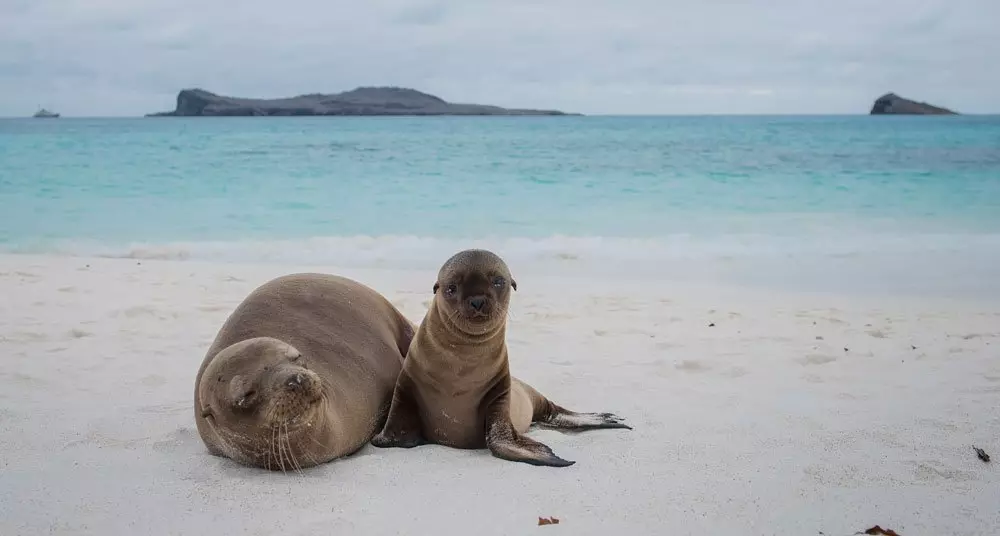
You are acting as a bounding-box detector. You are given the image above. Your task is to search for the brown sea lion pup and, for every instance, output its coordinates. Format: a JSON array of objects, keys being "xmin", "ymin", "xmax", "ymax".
[
  {"xmin": 194, "ymin": 273, "xmax": 415, "ymax": 471},
  {"xmin": 370, "ymin": 249, "xmax": 631, "ymax": 467}
]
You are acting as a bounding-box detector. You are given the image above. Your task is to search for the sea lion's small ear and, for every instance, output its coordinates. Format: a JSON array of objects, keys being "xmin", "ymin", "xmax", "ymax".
[
  {"xmin": 433, "ymin": 282, "xmax": 439, "ymax": 294},
  {"xmin": 511, "ymin": 279, "xmax": 517, "ymax": 291}
]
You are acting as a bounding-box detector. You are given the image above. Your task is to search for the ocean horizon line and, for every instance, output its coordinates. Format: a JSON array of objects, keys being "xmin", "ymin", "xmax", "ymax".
[{"xmin": 7, "ymin": 112, "xmax": 1000, "ymax": 120}]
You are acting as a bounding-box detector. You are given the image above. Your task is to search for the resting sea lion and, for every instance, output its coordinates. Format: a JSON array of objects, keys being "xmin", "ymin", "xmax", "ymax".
[
  {"xmin": 194, "ymin": 273, "xmax": 415, "ymax": 471},
  {"xmin": 371, "ymin": 249, "xmax": 631, "ymax": 467}
]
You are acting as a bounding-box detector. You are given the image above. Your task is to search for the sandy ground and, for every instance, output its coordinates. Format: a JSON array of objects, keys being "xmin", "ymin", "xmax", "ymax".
[{"xmin": 0, "ymin": 253, "xmax": 997, "ymax": 536}]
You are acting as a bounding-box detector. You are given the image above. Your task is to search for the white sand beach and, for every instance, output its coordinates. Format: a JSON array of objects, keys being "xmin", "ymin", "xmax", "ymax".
[{"xmin": 1, "ymin": 253, "xmax": 997, "ymax": 536}]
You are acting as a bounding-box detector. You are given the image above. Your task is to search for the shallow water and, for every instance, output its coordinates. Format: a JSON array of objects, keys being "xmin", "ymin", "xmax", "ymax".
[{"xmin": 2, "ymin": 115, "xmax": 999, "ymax": 296}]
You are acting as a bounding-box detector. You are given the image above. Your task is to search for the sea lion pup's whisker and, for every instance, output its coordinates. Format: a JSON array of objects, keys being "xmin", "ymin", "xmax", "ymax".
[
  {"xmin": 193, "ymin": 273, "xmax": 415, "ymax": 471},
  {"xmin": 371, "ymin": 248, "xmax": 631, "ymax": 468}
]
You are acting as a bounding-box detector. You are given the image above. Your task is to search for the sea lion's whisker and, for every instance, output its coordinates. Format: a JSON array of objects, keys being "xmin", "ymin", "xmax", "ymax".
[
  {"xmin": 269, "ymin": 426, "xmax": 278, "ymax": 472},
  {"xmin": 301, "ymin": 450, "xmax": 321, "ymax": 467},
  {"xmin": 283, "ymin": 423, "xmax": 304, "ymax": 474},
  {"xmin": 275, "ymin": 425, "xmax": 287, "ymax": 473},
  {"xmin": 263, "ymin": 442, "xmax": 274, "ymax": 471},
  {"xmin": 273, "ymin": 426, "xmax": 288, "ymax": 474},
  {"xmin": 279, "ymin": 427, "xmax": 292, "ymax": 474}
]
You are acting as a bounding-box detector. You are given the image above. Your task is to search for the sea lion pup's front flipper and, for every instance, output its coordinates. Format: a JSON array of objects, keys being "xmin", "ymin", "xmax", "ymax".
[
  {"xmin": 517, "ymin": 378, "xmax": 633, "ymax": 432},
  {"xmin": 370, "ymin": 371, "xmax": 426, "ymax": 449},
  {"xmin": 484, "ymin": 391, "xmax": 575, "ymax": 468}
]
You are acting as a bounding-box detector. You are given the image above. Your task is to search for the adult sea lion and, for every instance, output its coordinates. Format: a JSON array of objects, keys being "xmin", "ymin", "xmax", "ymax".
[
  {"xmin": 371, "ymin": 249, "xmax": 630, "ymax": 467},
  {"xmin": 194, "ymin": 273, "xmax": 415, "ymax": 471}
]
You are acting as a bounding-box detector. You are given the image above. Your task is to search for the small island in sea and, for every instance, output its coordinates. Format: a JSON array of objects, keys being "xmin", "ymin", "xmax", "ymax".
[
  {"xmin": 870, "ymin": 92, "xmax": 958, "ymax": 115},
  {"xmin": 146, "ymin": 87, "xmax": 576, "ymax": 117}
]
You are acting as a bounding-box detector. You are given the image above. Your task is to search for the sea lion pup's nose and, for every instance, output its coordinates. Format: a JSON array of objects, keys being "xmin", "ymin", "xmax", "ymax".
[{"xmin": 468, "ymin": 296, "xmax": 486, "ymax": 311}]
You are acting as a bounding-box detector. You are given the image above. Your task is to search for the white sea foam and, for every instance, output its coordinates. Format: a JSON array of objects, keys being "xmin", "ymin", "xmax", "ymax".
[{"xmin": 7, "ymin": 231, "xmax": 1000, "ymax": 299}]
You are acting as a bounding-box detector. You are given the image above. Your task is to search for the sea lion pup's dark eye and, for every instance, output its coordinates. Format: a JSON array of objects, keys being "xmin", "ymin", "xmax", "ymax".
[
  {"xmin": 492, "ymin": 276, "xmax": 506, "ymax": 288},
  {"xmin": 446, "ymin": 284, "xmax": 457, "ymax": 294}
]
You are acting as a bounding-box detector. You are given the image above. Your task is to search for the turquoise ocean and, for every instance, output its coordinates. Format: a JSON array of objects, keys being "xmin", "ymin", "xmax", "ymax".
[{"xmin": 2, "ymin": 115, "xmax": 999, "ymax": 297}]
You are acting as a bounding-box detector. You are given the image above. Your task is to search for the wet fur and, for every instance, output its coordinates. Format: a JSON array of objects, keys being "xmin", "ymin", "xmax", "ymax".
[
  {"xmin": 371, "ymin": 249, "xmax": 630, "ymax": 467},
  {"xmin": 194, "ymin": 273, "xmax": 415, "ymax": 471}
]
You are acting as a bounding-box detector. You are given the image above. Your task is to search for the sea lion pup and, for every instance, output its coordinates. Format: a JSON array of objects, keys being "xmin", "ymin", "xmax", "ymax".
[
  {"xmin": 371, "ymin": 249, "xmax": 631, "ymax": 467},
  {"xmin": 194, "ymin": 273, "xmax": 415, "ymax": 471}
]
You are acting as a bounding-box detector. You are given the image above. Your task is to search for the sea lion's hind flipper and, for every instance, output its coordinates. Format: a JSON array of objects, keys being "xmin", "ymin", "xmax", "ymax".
[
  {"xmin": 537, "ymin": 408, "xmax": 633, "ymax": 431},
  {"xmin": 516, "ymin": 378, "xmax": 632, "ymax": 431},
  {"xmin": 370, "ymin": 373, "xmax": 425, "ymax": 449}
]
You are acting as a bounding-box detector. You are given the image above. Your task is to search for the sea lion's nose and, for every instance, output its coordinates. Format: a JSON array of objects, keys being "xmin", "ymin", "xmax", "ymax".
[
  {"xmin": 285, "ymin": 373, "xmax": 305, "ymax": 391},
  {"xmin": 468, "ymin": 296, "xmax": 486, "ymax": 311}
]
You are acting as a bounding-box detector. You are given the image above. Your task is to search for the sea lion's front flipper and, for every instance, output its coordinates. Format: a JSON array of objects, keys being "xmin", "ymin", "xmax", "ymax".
[
  {"xmin": 485, "ymin": 396, "xmax": 574, "ymax": 468},
  {"xmin": 371, "ymin": 372, "xmax": 425, "ymax": 449}
]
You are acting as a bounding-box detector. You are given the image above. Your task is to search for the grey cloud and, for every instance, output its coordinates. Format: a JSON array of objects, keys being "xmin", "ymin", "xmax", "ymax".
[
  {"xmin": 0, "ymin": 0, "xmax": 997, "ymax": 116},
  {"xmin": 391, "ymin": 3, "xmax": 450, "ymax": 25}
]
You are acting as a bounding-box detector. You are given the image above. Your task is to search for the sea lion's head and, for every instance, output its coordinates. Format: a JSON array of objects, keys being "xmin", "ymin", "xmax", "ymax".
[
  {"xmin": 432, "ymin": 248, "xmax": 517, "ymax": 335},
  {"xmin": 197, "ymin": 337, "xmax": 328, "ymax": 471}
]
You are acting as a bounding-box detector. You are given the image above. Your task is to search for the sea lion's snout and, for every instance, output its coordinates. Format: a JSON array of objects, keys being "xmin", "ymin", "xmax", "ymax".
[
  {"xmin": 276, "ymin": 368, "xmax": 322, "ymax": 402},
  {"xmin": 463, "ymin": 293, "xmax": 495, "ymax": 321},
  {"xmin": 285, "ymin": 372, "xmax": 306, "ymax": 391},
  {"xmin": 467, "ymin": 295, "xmax": 487, "ymax": 312}
]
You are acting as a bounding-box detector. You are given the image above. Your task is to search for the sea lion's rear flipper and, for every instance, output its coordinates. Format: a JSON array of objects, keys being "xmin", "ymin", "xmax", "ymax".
[
  {"xmin": 370, "ymin": 372, "xmax": 426, "ymax": 449},
  {"xmin": 485, "ymin": 397, "xmax": 575, "ymax": 468},
  {"xmin": 515, "ymin": 378, "xmax": 633, "ymax": 432},
  {"xmin": 538, "ymin": 408, "xmax": 633, "ymax": 431}
]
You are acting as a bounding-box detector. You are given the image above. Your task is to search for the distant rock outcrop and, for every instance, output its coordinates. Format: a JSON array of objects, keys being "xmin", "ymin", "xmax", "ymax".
[
  {"xmin": 869, "ymin": 93, "xmax": 958, "ymax": 115},
  {"xmin": 146, "ymin": 87, "xmax": 575, "ymax": 117}
]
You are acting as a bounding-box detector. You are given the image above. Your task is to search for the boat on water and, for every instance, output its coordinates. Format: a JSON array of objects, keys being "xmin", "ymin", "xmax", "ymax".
[{"xmin": 33, "ymin": 107, "xmax": 60, "ymax": 118}]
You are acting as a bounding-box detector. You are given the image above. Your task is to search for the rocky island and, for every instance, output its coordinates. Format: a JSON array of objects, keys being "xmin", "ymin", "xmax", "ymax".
[
  {"xmin": 870, "ymin": 93, "xmax": 958, "ymax": 115},
  {"xmin": 146, "ymin": 87, "xmax": 575, "ymax": 117}
]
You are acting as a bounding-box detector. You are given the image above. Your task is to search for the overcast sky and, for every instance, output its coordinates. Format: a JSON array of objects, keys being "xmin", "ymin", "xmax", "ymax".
[{"xmin": 1, "ymin": 0, "xmax": 998, "ymax": 116}]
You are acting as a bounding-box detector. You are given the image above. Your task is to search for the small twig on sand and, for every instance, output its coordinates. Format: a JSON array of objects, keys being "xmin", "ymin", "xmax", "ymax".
[
  {"xmin": 973, "ymin": 446, "xmax": 990, "ymax": 463},
  {"xmin": 859, "ymin": 525, "xmax": 901, "ymax": 536}
]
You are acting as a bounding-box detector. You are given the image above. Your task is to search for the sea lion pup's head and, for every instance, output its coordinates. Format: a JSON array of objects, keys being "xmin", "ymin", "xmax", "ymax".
[
  {"xmin": 432, "ymin": 249, "xmax": 517, "ymax": 335},
  {"xmin": 197, "ymin": 337, "xmax": 328, "ymax": 471}
]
